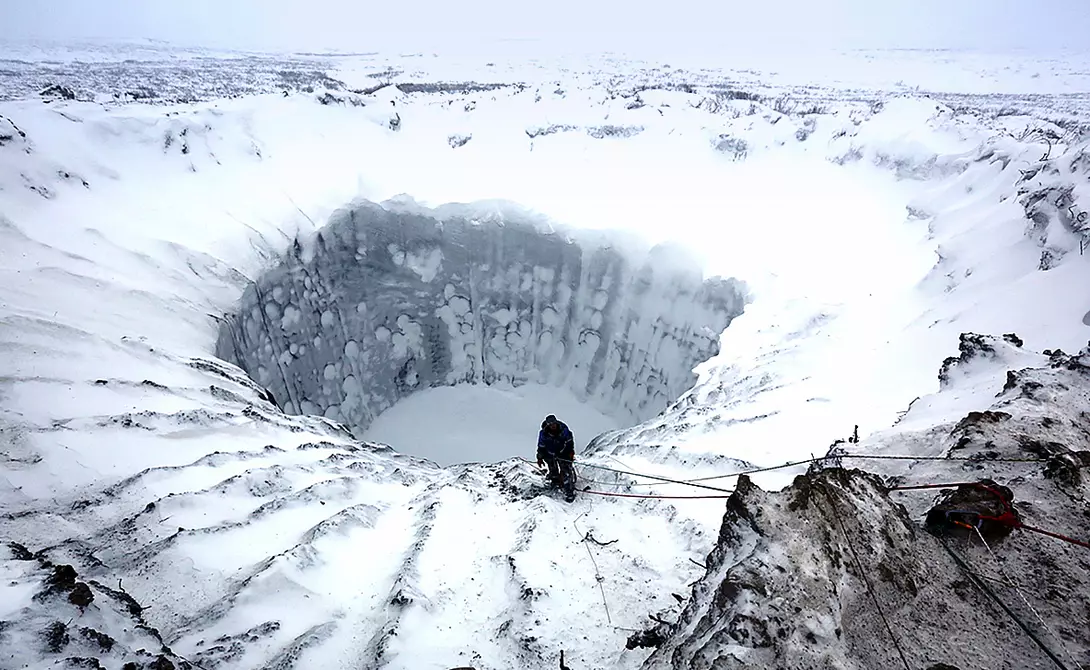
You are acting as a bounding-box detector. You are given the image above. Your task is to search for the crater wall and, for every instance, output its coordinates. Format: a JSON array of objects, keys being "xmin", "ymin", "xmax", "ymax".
[{"xmin": 216, "ymin": 200, "xmax": 746, "ymax": 437}]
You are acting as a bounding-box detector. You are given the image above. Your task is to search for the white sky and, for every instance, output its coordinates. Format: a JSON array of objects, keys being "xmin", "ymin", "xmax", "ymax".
[{"xmin": 3, "ymin": 0, "xmax": 1089, "ymax": 55}]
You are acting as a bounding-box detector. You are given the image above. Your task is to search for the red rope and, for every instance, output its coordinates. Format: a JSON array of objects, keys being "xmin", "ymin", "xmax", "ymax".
[{"xmin": 1017, "ymin": 523, "xmax": 1090, "ymax": 550}]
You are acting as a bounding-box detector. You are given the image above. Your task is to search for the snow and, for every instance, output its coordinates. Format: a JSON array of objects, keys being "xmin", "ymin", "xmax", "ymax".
[
  {"xmin": 2, "ymin": 40, "xmax": 1090, "ymax": 670},
  {"xmin": 363, "ymin": 382, "xmax": 620, "ymax": 465}
]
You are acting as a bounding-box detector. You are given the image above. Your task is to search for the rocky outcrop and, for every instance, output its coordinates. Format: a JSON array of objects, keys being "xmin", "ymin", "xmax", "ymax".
[
  {"xmin": 647, "ymin": 337, "xmax": 1090, "ymax": 670},
  {"xmin": 217, "ymin": 200, "xmax": 746, "ymax": 437}
]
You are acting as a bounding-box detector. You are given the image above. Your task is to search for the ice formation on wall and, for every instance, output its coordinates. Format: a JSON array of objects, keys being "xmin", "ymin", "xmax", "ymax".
[{"xmin": 217, "ymin": 201, "xmax": 746, "ymax": 438}]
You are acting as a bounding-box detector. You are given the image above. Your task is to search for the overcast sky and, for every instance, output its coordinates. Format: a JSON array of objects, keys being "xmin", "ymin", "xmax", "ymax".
[{"xmin": 3, "ymin": 0, "xmax": 1089, "ymax": 55}]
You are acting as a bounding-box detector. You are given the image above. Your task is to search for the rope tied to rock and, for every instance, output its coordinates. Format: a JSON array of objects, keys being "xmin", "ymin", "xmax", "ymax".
[{"xmin": 887, "ymin": 482, "xmax": 1090, "ymax": 551}]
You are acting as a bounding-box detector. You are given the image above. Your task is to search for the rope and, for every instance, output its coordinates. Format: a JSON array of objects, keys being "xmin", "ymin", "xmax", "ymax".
[
  {"xmin": 573, "ymin": 512, "xmax": 611, "ymax": 625},
  {"xmin": 526, "ymin": 452, "xmax": 1057, "ymax": 495},
  {"xmin": 887, "ymin": 483, "xmax": 976, "ymax": 492},
  {"xmin": 972, "ymin": 527, "xmax": 1085, "ymax": 670},
  {"xmin": 647, "ymin": 453, "xmax": 1051, "ymax": 487},
  {"xmin": 816, "ymin": 484, "xmax": 912, "ymax": 670},
  {"xmin": 553, "ymin": 458, "xmax": 736, "ymax": 494},
  {"xmin": 580, "ymin": 489, "xmax": 734, "ymax": 500},
  {"xmin": 573, "ymin": 468, "xmax": 730, "ymax": 498},
  {"xmin": 939, "ymin": 533, "xmax": 1070, "ymax": 670}
]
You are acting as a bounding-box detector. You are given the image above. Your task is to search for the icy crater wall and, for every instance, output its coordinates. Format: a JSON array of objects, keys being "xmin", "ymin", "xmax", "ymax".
[{"xmin": 216, "ymin": 201, "xmax": 745, "ymax": 437}]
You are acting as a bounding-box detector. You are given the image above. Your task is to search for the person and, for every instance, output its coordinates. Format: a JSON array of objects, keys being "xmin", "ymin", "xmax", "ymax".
[{"xmin": 537, "ymin": 414, "xmax": 576, "ymax": 502}]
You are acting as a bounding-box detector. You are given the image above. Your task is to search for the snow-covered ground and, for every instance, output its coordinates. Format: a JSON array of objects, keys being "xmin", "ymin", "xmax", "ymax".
[
  {"xmin": 2, "ymin": 40, "xmax": 1089, "ymax": 669},
  {"xmin": 364, "ymin": 383, "xmax": 619, "ymax": 466}
]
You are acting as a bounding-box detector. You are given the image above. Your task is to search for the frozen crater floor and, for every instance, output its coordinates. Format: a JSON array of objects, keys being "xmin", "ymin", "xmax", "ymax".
[
  {"xmin": 2, "ymin": 43, "xmax": 1090, "ymax": 670},
  {"xmin": 362, "ymin": 383, "xmax": 619, "ymax": 466}
]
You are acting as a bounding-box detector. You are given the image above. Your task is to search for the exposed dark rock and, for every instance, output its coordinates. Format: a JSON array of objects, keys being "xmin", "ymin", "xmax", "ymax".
[
  {"xmin": 149, "ymin": 655, "xmax": 176, "ymax": 670},
  {"xmin": 315, "ymin": 91, "xmax": 365, "ymax": 107},
  {"xmin": 1044, "ymin": 451, "xmax": 1090, "ymax": 487},
  {"xmin": 1017, "ymin": 437, "xmax": 1068, "ymax": 459},
  {"xmin": 1002, "ymin": 332, "xmax": 1024, "ymax": 347},
  {"xmin": 938, "ymin": 333, "xmax": 999, "ymax": 386},
  {"xmin": 79, "ymin": 627, "xmax": 116, "ymax": 652},
  {"xmin": 257, "ymin": 387, "xmax": 281, "ymax": 409},
  {"xmin": 43, "ymin": 621, "xmax": 70, "ymax": 653},
  {"xmin": 626, "ymin": 627, "xmax": 668, "ymax": 649},
  {"xmin": 63, "ymin": 658, "xmax": 105, "ymax": 669},
  {"xmin": 195, "ymin": 620, "xmax": 281, "ymax": 667},
  {"xmin": 40, "ymin": 84, "xmax": 77, "ymax": 100},
  {"xmin": 41, "ymin": 564, "xmax": 78, "ymax": 597},
  {"xmin": 8, "ymin": 541, "xmax": 34, "ymax": 560},
  {"xmin": 68, "ymin": 582, "xmax": 94, "ymax": 607},
  {"xmin": 727, "ymin": 614, "xmax": 772, "ymax": 647},
  {"xmin": 953, "ymin": 410, "xmax": 1011, "ymax": 434}
]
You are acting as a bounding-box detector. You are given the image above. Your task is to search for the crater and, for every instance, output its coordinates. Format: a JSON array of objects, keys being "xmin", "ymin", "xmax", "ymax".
[{"xmin": 216, "ymin": 200, "xmax": 746, "ymax": 464}]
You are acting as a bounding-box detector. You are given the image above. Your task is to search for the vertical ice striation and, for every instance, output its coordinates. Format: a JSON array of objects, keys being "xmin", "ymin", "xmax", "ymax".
[{"xmin": 217, "ymin": 200, "xmax": 746, "ymax": 438}]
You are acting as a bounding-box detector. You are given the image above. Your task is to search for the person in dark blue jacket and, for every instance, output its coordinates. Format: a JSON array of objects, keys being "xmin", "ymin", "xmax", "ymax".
[{"xmin": 537, "ymin": 414, "xmax": 576, "ymax": 502}]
